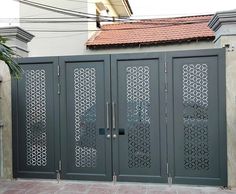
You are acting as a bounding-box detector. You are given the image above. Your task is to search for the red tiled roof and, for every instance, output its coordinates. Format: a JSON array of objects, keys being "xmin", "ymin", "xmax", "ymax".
[{"xmin": 86, "ymin": 15, "xmax": 215, "ymax": 49}]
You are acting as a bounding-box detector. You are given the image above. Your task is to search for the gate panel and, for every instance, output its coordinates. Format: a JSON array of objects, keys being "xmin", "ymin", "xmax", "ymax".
[
  {"xmin": 60, "ymin": 55, "xmax": 112, "ymax": 181},
  {"xmin": 166, "ymin": 49, "xmax": 227, "ymax": 186},
  {"xmin": 12, "ymin": 57, "xmax": 59, "ymax": 178},
  {"xmin": 111, "ymin": 53, "xmax": 167, "ymax": 182}
]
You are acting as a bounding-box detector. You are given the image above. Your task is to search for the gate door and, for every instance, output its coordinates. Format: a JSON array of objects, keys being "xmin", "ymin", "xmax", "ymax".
[
  {"xmin": 111, "ymin": 53, "xmax": 167, "ymax": 182},
  {"xmin": 12, "ymin": 57, "xmax": 60, "ymax": 178},
  {"xmin": 59, "ymin": 55, "xmax": 112, "ymax": 181},
  {"xmin": 166, "ymin": 49, "xmax": 227, "ymax": 186}
]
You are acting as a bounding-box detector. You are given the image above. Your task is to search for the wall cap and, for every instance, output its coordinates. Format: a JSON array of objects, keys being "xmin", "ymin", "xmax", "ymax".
[
  {"xmin": 208, "ymin": 9, "xmax": 236, "ymax": 32},
  {"xmin": 0, "ymin": 26, "xmax": 34, "ymax": 43}
]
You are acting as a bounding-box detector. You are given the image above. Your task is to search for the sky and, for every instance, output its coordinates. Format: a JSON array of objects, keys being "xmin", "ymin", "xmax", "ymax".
[
  {"xmin": 129, "ymin": 0, "xmax": 236, "ymax": 18},
  {"xmin": 0, "ymin": 0, "xmax": 19, "ymax": 27},
  {"xmin": 0, "ymin": 0, "xmax": 235, "ymax": 26}
]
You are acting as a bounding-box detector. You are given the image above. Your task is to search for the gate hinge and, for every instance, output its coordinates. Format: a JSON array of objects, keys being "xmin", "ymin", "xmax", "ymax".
[
  {"xmin": 59, "ymin": 160, "xmax": 62, "ymax": 171},
  {"xmin": 167, "ymin": 163, "xmax": 172, "ymax": 185},
  {"xmin": 57, "ymin": 65, "xmax": 60, "ymax": 76},
  {"xmin": 56, "ymin": 170, "xmax": 60, "ymax": 183},
  {"xmin": 164, "ymin": 61, "xmax": 167, "ymax": 73},
  {"xmin": 56, "ymin": 160, "xmax": 62, "ymax": 183},
  {"xmin": 0, "ymin": 121, "xmax": 4, "ymax": 128},
  {"xmin": 57, "ymin": 83, "xmax": 61, "ymax": 95},
  {"xmin": 113, "ymin": 172, "xmax": 117, "ymax": 184},
  {"xmin": 168, "ymin": 177, "xmax": 172, "ymax": 185},
  {"xmin": 166, "ymin": 163, "xmax": 169, "ymax": 174}
]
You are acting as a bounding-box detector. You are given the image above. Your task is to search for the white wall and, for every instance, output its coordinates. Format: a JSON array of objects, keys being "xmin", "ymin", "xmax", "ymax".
[
  {"xmin": 20, "ymin": 0, "xmax": 119, "ymax": 56},
  {"xmin": 0, "ymin": 0, "xmax": 19, "ymax": 27},
  {"xmin": 20, "ymin": 0, "xmax": 89, "ymax": 56}
]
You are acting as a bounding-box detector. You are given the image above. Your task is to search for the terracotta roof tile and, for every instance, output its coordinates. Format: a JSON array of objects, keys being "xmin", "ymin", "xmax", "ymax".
[{"xmin": 86, "ymin": 15, "xmax": 214, "ymax": 49}]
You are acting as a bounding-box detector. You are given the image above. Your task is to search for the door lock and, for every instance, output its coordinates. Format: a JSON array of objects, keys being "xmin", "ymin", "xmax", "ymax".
[{"xmin": 113, "ymin": 134, "xmax": 117, "ymax": 139}]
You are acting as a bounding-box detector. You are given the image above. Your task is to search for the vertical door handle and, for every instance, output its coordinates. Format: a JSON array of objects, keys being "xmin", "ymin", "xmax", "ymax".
[
  {"xmin": 112, "ymin": 102, "xmax": 116, "ymax": 130},
  {"xmin": 106, "ymin": 102, "xmax": 109, "ymax": 130}
]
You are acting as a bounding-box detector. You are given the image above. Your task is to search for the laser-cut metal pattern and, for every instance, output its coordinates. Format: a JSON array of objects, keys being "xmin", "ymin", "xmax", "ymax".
[
  {"xmin": 183, "ymin": 64, "xmax": 209, "ymax": 170},
  {"xmin": 25, "ymin": 70, "xmax": 47, "ymax": 166},
  {"xmin": 126, "ymin": 66, "xmax": 151, "ymax": 168},
  {"xmin": 74, "ymin": 68, "xmax": 97, "ymax": 168}
]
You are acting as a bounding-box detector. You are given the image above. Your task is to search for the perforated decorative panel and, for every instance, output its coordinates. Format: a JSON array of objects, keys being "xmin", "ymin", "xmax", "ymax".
[
  {"xmin": 25, "ymin": 70, "xmax": 47, "ymax": 167},
  {"xmin": 74, "ymin": 68, "xmax": 97, "ymax": 168},
  {"xmin": 183, "ymin": 64, "xmax": 209, "ymax": 170},
  {"xmin": 126, "ymin": 66, "xmax": 151, "ymax": 168}
]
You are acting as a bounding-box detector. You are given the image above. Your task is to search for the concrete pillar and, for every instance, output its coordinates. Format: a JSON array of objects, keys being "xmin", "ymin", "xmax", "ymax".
[
  {"xmin": 209, "ymin": 9, "xmax": 236, "ymax": 188},
  {"xmin": 0, "ymin": 26, "xmax": 33, "ymax": 179},
  {"xmin": 0, "ymin": 62, "xmax": 12, "ymax": 179}
]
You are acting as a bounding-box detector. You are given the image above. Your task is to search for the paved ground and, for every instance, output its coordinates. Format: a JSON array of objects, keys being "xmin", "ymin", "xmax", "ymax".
[{"xmin": 0, "ymin": 179, "xmax": 235, "ymax": 194}]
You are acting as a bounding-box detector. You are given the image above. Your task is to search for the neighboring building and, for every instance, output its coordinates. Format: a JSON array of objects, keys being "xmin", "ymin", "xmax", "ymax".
[
  {"xmin": 86, "ymin": 15, "xmax": 216, "ymax": 54},
  {"xmin": 19, "ymin": 0, "xmax": 132, "ymax": 56}
]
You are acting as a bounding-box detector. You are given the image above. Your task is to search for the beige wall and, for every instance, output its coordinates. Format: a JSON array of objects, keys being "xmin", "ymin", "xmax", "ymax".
[
  {"xmin": 0, "ymin": 26, "xmax": 32, "ymax": 180},
  {"xmin": 85, "ymin": 41, "xmax": 215, "ymax": 54},
  {"xmin": 215, "ymin": 36, "xmax": 236, "ymax": 188},
  {"xmin": 0, "ymin": 62, "xmax": 12, "ymax": 180}
]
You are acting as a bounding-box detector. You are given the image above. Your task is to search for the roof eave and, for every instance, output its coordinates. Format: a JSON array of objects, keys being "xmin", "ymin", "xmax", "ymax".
[
  {"xmin": 109, "ymin": 0, "xmax": 133, "ymax": 17},
  {"xmin": 86, "ymin": 36, "xmax": 215, "ymax": 50}
]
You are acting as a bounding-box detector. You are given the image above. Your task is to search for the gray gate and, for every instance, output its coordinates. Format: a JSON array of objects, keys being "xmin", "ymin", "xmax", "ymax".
[
  {"xmin": 12, "ymin": 57, "xmax": 60, "ymax": 178},
  {"xmin": 111, "ymin": 53, "xmax": 167, "ymax": 183},
  {"xmin": 166, "ymin": 50, "xmax": 227, "ymax": 185},
  {"xmin": 12, "ymin": 49, "xmax": 227, "ymax": 186},
  {"xmin": 59, "ymin": 55, "xmax": 112, "ymax": 180}
]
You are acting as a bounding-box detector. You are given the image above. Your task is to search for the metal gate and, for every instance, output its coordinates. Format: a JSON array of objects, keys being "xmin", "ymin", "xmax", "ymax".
[
  {"xmin": 12, "ymin": 57, "xmax": 60, "ymax": 179},
  {"xmin": 59, "ymin": 55, "xmax": 112, "ymax": 180},
  {"xmin": 12, "ymin": 49, "xmax": 227, "ymax": 186}
]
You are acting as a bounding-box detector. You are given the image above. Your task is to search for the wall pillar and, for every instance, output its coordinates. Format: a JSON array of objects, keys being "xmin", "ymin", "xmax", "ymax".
[
  {"xmin": 0, "ymin": 26, "xmax": 33, "ymax": 179},
  {"xmin": 209, "ymin": 10, "xmax": 236, "ymax": 188}
]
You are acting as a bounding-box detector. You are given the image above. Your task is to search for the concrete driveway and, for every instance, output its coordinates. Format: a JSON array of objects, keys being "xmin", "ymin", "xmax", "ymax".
[{"xmin": 0, "ymin": 180, "xmax": 235, "ymax": 194}]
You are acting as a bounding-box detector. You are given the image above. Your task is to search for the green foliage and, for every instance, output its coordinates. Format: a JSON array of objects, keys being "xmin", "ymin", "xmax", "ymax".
[{"xmin": 0, "ymin": 35, "xmax": 22, "ymax": 79}]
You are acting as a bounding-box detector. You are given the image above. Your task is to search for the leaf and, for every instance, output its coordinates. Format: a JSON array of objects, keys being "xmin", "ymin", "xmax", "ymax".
[{"xmin": 0, "ymin": 35, "xmax": 22, "ymax": 79}]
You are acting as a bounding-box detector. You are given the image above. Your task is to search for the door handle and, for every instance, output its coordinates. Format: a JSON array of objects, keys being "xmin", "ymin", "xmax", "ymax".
[
  {"xmin": 112, "ymin": 102, "xmax": 116, "ymax": 130},
  {"xmin": 106, "ymin": 102, "xmax": 109, "ymax": 130},
  {"xmin": 105, "ymin": 102, "xmax": 111, "ymax": 139}
]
